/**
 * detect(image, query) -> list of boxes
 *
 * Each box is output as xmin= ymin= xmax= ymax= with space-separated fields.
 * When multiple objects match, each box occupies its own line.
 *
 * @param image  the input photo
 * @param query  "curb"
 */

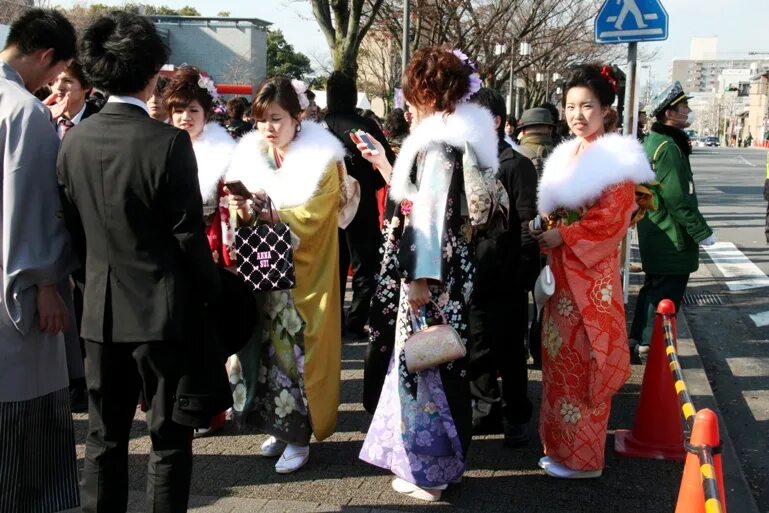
xmin=676 ymin=308 xmax=761 ymax=513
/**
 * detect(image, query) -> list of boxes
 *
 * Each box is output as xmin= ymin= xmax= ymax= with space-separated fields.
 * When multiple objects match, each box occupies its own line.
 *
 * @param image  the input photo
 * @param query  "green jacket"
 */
xmin=637 ymin=126 xmax=713 ymax=275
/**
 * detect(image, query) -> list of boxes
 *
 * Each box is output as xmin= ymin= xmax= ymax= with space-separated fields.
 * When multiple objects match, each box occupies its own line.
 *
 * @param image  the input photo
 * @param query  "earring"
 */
xmin=296 ymin=122 xmax=302 ymax=133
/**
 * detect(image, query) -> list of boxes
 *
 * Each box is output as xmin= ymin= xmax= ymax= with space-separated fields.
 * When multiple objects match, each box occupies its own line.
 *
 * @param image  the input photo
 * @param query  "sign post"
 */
xmin=595 ymin=0 xmax=668 ymax=302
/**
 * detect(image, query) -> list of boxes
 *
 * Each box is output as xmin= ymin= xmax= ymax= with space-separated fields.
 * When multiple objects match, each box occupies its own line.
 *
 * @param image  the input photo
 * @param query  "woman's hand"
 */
xmin=408 ymin=278 xmax=431 ymax=312
xmin=37 ymin=285 xmax=69 ymax=335
xmin=226 ymin=193 xmax=252 ymax=223
xmin=351 ymin=132 xmax=392 ymax=183
xmin=535 ymin=228 xmax=564 ymax=250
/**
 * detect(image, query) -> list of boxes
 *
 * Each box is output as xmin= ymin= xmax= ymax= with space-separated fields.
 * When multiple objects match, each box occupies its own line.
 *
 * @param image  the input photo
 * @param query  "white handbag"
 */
xmin=534 ymin=264 xmax=555 ymax=314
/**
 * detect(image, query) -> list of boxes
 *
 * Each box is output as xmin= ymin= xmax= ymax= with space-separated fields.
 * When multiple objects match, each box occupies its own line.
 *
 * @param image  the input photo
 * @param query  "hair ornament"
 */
xmin=600 ymin=65 xmax=618 ymax=93
xmin=196 ymin=75 xmax=221 ymax=103
xmin=451 ymin=48 xmax=482 ymax=102
xmin=291 ymin=79 xmax=310 ymax=110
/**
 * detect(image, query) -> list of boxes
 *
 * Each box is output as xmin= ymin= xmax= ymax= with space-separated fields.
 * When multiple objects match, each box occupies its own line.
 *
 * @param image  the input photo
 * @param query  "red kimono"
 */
xmin=536 ymin=134 xmax=655 ymax=471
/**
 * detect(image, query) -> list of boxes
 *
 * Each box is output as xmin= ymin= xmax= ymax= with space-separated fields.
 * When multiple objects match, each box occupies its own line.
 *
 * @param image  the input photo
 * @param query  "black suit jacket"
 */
xmin=58 ymin=101 xmax=221 ymax=343
xmin=323 ymin=112 xmax=395 ymax=236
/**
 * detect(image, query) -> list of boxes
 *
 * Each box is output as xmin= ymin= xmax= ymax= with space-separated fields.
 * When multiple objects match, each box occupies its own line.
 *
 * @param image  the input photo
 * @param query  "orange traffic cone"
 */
xmin=615 ymin=299 xmax=686 ymax=461
xmin=675 ymin=408 xmax=727 ymax=513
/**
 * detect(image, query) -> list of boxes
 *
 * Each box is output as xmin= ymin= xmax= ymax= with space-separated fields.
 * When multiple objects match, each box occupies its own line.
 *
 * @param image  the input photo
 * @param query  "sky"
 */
xmin=54 ymin=0 xmax=769 ymax=91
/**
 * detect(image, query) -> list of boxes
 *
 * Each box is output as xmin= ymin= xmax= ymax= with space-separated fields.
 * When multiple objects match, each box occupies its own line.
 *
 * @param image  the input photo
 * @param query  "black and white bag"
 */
xmin=234 ymin=200 xmax=295 ymax=292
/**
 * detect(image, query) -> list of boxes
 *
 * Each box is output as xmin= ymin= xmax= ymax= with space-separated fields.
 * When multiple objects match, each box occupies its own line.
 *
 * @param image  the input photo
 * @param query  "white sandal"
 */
xmin=543 ymin=460 xmax=602 ymax=479
xmin=275 ymin=444 xmax=309 ymax=474
xmin=391 ymin=477 xmax=447 ymax=502
xmin=260 ymin=436 xmax=287 ymax=458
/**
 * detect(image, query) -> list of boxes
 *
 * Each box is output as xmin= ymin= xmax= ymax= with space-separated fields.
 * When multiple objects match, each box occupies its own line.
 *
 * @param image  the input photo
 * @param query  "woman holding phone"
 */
xmin=225 ymin=77 xmax=350 ymax=473
xmin=352 ymin=46 xmax=499 ymax=501
xmin=164 ymin=66 xmax=236 ymax=436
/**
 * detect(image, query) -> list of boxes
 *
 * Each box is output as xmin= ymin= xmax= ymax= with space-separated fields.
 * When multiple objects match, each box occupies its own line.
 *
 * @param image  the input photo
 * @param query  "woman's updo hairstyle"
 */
xmin=251 ymin=77 xmax=303 ymax=123
xmin=163 ymin=66 xmax=214 ymax=119
xmin=403 ymin=46 xmax=472 ymax=115
xmin=563 ymin=63 xmax=619 ymax=132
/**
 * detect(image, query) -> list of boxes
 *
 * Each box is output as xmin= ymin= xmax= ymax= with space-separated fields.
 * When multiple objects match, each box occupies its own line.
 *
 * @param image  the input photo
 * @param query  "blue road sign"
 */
xmin=595 ymin=0 xmax=668 ymax=44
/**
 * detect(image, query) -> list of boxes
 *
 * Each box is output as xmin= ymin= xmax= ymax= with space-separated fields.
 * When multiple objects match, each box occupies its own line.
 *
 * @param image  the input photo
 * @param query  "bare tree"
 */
xmin=357 ymin=29 xmax=399 ymax=111
xmin=310 ymin=0 xmax=387 ymax=78
xmin=0 ymin=0 xmax=49 ymax=24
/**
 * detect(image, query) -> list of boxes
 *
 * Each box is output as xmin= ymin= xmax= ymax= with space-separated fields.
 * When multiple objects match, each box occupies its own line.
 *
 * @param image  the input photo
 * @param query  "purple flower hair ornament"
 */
xmin=451 ymin=48 xmax=482 ymax=102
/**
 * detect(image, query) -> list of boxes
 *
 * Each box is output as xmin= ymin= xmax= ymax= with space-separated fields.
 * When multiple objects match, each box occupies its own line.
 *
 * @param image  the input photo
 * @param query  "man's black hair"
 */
xmin=79 ymin=11 xmax=169 ymax=95
xmin=470 ymin=87 xmax=506 ymax=139
xmin=4 ymin=8 xmax=77 ymax=63
xmin=506 ymin=114 xmax=517 ymax=128
xmin=326 ymin=71 xmax=357 ymax=114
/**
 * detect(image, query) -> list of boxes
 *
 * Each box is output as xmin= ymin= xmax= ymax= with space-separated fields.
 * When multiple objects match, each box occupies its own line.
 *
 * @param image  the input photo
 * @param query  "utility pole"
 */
xmin=401 ymin=0 xmax=410 ymax=81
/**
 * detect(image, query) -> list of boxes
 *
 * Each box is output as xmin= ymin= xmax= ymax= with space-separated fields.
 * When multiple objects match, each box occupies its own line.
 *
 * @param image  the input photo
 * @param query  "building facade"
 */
xmin=150 ymin=15 xmax=270 ymax=88
xmin=671 ymin=58 xmax=769 ymax=93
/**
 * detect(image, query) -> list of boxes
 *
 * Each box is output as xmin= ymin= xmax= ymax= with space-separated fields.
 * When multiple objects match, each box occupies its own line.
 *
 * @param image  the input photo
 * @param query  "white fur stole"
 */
xmin=389 ymin=103 xmax=499 ymax=202
xmin=193 ymin=122 xmax=236 ymax=202
xmin=537 ymin=133 xmax=654 ymax=215
xmin=225 ymin=120 xmax=345 ymax=209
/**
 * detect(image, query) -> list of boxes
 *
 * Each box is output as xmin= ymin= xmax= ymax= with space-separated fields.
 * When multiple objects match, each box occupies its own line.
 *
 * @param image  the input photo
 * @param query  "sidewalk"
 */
xmin=71 ymin=275 xmax=750 ymax=513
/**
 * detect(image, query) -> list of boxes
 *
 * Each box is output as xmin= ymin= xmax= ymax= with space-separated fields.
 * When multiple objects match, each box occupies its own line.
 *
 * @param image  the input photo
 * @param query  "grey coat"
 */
xmin=0 ymin=60 xmax=78 ymax=402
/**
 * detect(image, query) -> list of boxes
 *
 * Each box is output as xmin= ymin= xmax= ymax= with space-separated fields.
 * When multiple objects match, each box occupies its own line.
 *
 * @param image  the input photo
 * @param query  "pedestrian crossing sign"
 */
xmin=595 ymin=0 xmax=669 ymax=44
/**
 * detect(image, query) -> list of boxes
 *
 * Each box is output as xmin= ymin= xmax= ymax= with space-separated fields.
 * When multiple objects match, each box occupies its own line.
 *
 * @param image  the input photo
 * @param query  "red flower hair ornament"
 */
xmin=600 ymin=65 xmax=618 ymax=93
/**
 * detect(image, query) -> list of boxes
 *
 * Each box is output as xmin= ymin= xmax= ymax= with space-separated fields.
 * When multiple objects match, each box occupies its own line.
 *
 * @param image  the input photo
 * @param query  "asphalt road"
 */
xmin=682 ymin=146 xmax=769 ymax=512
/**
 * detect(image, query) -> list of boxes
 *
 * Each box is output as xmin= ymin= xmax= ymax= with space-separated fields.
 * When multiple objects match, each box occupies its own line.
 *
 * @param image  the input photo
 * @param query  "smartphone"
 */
xmin=223 ymin=180 xmax=252 ymax=199
xmin=350 ymin=129 xmax=380 ymax=156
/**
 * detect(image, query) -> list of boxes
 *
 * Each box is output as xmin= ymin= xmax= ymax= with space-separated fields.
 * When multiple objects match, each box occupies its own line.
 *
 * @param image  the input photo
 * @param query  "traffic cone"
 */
xmin=675 ymin=408 xmax=727 ymax=513
xmin=615 ymin=299 xmax=686 ymax=461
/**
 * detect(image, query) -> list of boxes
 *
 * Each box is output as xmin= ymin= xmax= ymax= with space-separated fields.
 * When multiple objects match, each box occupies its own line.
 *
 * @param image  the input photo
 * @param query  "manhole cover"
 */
xmin=682 ymin=292 xmax=724 ymax=306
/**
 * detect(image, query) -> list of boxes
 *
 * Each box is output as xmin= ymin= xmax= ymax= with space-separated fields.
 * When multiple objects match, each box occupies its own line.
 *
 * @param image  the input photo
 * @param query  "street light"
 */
xmin=516 ymin=42 xmax=532 ymax=117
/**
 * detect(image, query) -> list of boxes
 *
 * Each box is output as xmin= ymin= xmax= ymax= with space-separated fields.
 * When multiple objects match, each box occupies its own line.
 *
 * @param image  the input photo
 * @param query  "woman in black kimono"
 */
xmin=353 ymin=47 xmax=501 ymax=502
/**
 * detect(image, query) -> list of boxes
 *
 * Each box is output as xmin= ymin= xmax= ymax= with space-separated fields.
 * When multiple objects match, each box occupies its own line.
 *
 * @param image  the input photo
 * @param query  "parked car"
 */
xmin=704 ymin=136 xmax=720 ymax=147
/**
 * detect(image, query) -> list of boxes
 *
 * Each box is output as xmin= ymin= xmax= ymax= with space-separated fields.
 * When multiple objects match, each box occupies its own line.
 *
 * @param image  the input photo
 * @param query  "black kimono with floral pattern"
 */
xmin=360 ymin=142 xmax=474 ymax=486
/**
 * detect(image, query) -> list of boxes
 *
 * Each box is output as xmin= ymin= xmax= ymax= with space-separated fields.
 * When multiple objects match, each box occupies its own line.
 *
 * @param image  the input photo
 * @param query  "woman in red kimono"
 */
xmin=532 ymin=64 xmax=654 ymax=478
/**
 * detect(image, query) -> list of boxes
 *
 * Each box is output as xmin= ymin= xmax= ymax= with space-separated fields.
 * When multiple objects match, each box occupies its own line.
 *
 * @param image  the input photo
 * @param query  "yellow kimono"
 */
xmin=226 ymin=121 xmax=346 ymax=441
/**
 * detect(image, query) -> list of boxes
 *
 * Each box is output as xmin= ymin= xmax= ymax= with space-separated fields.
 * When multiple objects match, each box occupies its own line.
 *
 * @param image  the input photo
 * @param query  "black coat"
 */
xmin=323 ymin=112 xmax=395 ymax=236
xmin=58 ymin=102 xmax=221 ymax=344
xmin=474 ymin=139 xmax=539 ymax=298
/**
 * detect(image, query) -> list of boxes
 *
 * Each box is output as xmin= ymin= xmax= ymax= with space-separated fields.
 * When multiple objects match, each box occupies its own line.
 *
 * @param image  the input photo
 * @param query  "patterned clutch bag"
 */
xmin=404 ymin=302 xmax=465 ymax=373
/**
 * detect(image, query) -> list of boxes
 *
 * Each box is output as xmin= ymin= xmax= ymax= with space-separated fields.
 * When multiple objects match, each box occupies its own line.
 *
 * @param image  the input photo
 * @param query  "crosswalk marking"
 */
xmin=702 ymin=242 xmax=769 ymax=291
xmin=749 ymin=311 xmax=769 ymax=328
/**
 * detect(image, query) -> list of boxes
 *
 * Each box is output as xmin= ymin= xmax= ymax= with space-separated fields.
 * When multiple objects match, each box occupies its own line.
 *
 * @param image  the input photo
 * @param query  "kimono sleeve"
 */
xmin=3 ymin=105 xmax=77 ymax=334
xmin=655 ymin=145 xmax=713 ymax=243
xmin=558 ymin=182 xmax=635 ymax=269
xmin=405 ymin=146 xmax=454 ymax=283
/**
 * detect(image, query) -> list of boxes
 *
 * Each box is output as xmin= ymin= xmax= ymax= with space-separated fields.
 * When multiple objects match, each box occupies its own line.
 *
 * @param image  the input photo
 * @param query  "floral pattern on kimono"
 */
xmin=203 ymin=180 xmax=235 ymax=267
xmin=360 ymin=143 xmax=474 ymax=488
xmin=539 ymin=182 xmax=635 ymax=471
xmin=229 ymin=290 xmax=312 ymax=444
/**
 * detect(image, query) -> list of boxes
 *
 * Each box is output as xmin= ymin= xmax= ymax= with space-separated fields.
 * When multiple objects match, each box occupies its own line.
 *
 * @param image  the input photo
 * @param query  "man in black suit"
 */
xmin=57 ymin=12 xmax=220 ymax=513
xmin=323 ymin=71 xmax=395 ymax=338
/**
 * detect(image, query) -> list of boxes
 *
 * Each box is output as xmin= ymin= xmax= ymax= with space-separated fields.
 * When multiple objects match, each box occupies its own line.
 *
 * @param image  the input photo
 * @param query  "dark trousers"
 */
xmin=82 ymin=340 xmax=193 ymax=513
xmin=338 ymin=226 xmax=381 ymax=332
xmin=765 ymin=201 xmax=769 ymax=243
xmin=629 ymin=273 xmax=690 ymax=346
xmin=467 ymin=288 xmax=533 ymax=426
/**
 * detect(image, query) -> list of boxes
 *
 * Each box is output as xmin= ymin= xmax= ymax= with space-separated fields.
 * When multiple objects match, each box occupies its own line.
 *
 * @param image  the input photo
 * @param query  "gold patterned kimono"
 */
xmin=225 ymin=121 xmax=346 ymax=441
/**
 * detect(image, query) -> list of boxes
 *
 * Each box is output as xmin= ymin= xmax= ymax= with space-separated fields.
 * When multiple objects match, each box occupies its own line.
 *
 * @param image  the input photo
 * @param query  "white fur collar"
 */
xmin=537 ymin=133 xmax=654 ymax=215
xmin=193 ymin=122 xmax=236 ymax=201
xmin=225 ymin=120 xmax=345 ymax=208
xmin=389 ymin=103 xmax=499 ymax=202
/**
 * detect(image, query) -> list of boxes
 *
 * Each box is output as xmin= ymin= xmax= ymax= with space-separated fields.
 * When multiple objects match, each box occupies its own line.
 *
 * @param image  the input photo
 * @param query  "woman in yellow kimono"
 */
xmin=225 ymin=77 xmax=347 ymax=474
xmin=532 ymin=64 xmax=654 ymax=479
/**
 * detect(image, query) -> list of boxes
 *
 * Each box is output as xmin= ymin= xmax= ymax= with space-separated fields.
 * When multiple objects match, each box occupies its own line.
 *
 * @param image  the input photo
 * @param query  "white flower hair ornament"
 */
xmin=197 ymin=75 xmax=221 ymax=103
xmin=291 ymin=79 xmax=310 ymax=110
xmin=451 ymin=48 xmax=482 ymax=102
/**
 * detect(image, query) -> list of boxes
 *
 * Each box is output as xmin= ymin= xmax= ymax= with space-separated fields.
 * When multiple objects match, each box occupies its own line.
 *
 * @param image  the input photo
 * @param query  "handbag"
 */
xmin=234 ymin=198 xmax=296 ymax=292
xmin=534 ymin=263 xmax=555 ymax=315
xmin=404 ymin=301 xmax=466 ymax=373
